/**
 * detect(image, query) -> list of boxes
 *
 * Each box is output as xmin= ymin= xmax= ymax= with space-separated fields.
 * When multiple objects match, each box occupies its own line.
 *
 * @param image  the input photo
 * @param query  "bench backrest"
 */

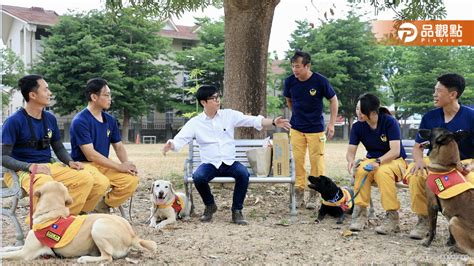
xmin=401 ymin=139 xmax=429 ymax=164
xmin=188 ymin=139 xmax=293 ymax=177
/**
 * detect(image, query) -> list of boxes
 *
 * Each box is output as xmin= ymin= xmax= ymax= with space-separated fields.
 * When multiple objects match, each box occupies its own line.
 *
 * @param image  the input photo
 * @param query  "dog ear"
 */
xmin=454 ymin=130 xmax=470 ymax=142
xmin=150 ymin=182 xmax=155 ymax=194
xmin=170 ymin=182 xmax=176 ymax=195
xmin=418 ymin=129 xmax=431 ymax=140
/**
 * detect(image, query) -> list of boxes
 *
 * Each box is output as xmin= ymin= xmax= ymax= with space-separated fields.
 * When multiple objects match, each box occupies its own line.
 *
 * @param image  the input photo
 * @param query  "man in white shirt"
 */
xmin=163 ymin=85 xmax=291 ymax=225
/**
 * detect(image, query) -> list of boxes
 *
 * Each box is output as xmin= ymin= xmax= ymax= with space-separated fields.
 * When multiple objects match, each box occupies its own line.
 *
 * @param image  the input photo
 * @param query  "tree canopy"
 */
xmin=287 ymin=13 xmax=383 ymax=128
xmin=36 ymin=9 xmax=175 ymax=140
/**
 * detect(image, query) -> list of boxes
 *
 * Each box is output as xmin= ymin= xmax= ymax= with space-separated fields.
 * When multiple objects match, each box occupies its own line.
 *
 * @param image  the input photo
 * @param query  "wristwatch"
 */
xmin=375 ymin=158 xmax=381 ymax=164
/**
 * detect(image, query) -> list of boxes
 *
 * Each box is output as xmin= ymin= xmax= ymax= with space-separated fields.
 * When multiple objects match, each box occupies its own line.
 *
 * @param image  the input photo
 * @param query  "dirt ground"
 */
xmin=1 ymin=143 xmax=472 ymax=265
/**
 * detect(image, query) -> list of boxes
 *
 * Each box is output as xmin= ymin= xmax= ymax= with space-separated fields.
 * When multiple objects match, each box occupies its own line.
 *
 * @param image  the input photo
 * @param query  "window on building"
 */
xmin=182 ymin=41 xmax=194 ymax=50
xmin=35 ymin=28 xmax=51 ymax=40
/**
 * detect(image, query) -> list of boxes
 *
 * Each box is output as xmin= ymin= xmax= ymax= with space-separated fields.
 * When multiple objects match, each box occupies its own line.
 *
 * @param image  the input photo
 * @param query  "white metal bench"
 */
xmin=183 ymin=139 xmax=297 ymax=221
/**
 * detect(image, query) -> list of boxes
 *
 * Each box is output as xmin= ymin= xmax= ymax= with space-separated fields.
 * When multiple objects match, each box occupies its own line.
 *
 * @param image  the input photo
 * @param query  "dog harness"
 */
xmin=157 ymin=195 xmax=185 ymax=214
xmin=321 ymin=187 xmax=353 ymax=212
xmin=33 ymin=215 xmax=87 ymax=248
xmin=426 ymin=169 xmax=474 ymax=199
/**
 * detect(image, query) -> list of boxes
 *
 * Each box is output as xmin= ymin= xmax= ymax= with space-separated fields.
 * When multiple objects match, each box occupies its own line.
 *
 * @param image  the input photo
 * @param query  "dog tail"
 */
xmin=132 ymin=237 xmax=157 ymax=252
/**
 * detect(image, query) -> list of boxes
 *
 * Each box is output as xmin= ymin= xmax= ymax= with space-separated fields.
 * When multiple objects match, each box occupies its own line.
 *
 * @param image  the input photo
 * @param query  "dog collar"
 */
xmin=427 ymin=169 xmax=474 ymax=199
xmin=157 ymin=195 xmax=185 ymax=214
xmin=321 ymin=188 xmax=353 ymax=211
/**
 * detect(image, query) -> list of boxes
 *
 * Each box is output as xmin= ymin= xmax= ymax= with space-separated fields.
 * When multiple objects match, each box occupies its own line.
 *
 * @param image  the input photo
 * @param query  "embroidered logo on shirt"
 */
xmin=47 ymin=129 xmax=53 ymax=138
xmin=309 ymin=88 xmax=317 ymax=96
xmin=380 ymin=134 xmax=387 ymax=142
xmin=107 ymin=129 xmax=111 ymax=137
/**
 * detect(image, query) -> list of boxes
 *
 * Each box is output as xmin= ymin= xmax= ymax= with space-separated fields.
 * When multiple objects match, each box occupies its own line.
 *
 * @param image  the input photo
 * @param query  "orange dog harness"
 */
xmin=426 ymin=169 xmax=474 ymax=199
xmin=33 ymin=215 xmax=87 ymax=248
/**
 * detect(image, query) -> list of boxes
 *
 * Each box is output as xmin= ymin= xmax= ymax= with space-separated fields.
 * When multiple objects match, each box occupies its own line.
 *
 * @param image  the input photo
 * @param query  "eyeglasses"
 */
xmin=98 ymin=93 xmax=112 ymax=98
xmin=207 ymin=95 xmax=220 ymax=102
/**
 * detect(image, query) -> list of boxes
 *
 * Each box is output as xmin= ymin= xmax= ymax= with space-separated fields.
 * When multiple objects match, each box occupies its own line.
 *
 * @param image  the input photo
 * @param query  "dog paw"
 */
xmin=77 ymin=256 xmax=90 ymax=263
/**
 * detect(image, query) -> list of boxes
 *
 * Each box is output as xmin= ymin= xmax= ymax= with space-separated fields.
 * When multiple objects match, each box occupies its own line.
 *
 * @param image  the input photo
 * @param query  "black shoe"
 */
xmin=200 ymin=203 xmax=217 ymax=222
xmin=232 ymin=210 xmax=248 ymax=225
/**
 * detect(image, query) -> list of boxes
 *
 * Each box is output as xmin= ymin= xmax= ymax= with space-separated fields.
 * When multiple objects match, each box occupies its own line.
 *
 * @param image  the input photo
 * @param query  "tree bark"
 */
xmin=224 ymin=0 xmax=280 ymax=139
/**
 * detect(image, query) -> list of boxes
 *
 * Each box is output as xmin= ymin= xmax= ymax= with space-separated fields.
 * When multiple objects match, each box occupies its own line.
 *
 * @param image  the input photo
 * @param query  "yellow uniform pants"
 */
xmin=4 ymin=162 xmax=105 ymax=215
xmin=83 ymin=162 xmax=139 ymax=208
xmin=353 ymin=158 xmax=406 ymax=211
xmin=290 ymin=129 xmax=325 ymax=190
xmin=405 ymin=158 xmax=474 ymax=216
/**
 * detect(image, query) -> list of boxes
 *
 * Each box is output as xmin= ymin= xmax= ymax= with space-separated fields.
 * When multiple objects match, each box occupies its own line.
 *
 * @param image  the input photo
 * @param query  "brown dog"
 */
xmin=419 ymin=128 xmax=474 ymax=256
xmin=0 ymin=181 xmax=157 ymax=263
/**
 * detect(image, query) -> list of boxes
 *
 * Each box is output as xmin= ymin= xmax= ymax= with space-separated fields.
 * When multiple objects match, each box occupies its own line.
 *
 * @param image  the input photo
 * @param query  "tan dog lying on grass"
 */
xmin=149 ymin=180 xmax=190 ymax=230
xmin=419 ymin=128 xmax=474 ymax=256
xmin=0 ymin=181 xmax=156 ymax=263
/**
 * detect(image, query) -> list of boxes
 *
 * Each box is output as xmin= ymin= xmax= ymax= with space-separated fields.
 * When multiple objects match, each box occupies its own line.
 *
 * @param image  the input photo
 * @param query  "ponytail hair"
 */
xmin=379 ymin=106 xmax=392 ymax=116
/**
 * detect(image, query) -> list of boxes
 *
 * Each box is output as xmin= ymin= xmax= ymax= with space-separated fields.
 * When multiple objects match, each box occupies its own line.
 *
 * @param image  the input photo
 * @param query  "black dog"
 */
xmin=308 ymin=175 xmax=354 ymax=224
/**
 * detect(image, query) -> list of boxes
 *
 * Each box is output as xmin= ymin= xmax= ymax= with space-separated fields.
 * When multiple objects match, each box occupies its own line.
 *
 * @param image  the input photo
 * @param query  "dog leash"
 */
xmin=29 ymin=164 xmax=38 ymax=229
xmin=346 ymin=164 xmax=374 ymax=207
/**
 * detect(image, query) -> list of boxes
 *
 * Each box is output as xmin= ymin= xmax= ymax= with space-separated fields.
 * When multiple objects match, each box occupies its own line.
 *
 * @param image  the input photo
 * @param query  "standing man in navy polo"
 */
xmin=283 ymin=50 xmax=339 ymax=209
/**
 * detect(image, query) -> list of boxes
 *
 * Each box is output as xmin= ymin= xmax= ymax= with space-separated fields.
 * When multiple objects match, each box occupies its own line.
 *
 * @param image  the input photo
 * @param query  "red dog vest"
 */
xmin=426 ymin=169 xmax=474 ymax=199
xmin=33 ymin=215 xmax=87 ymax=248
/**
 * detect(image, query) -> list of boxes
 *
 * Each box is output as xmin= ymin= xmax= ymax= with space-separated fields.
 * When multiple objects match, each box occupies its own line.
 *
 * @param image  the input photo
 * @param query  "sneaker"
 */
xmin=200 ymin=203 xmax=217 ymax=222
xmin=94 ymin=198 xmax=110 ymax=213
xmin=375 ymin=210 xmax=401 ymax=235
xmin=409 ymin=215 xmax=429 ymax=239
xmin=231 ymin=210 xmax=248 ymax=225
xmin=305 ymin=190 xmax=319 ymax=210
xmin=349 ymin=205 xmax=367 ymax=232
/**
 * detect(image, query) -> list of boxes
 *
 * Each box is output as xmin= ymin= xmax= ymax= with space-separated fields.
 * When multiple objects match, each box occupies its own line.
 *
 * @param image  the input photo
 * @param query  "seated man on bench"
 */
xmin=1 ymin=75 xmax=107 ymax=219
xmin=163 ymin=85 xmax=291 ymax=225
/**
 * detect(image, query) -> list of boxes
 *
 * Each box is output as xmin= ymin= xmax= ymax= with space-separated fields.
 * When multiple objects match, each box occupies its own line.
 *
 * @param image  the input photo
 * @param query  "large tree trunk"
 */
xmin=121 ymin=108 xmax=130 ymax=143
xmin=224 ymin=0 xmax=280 ymax=139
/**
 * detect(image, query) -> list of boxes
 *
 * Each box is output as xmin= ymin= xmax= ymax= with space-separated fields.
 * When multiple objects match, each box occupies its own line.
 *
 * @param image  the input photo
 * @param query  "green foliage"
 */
xmin=181 ymin=69 xmax=204 ymax=118
xmin=36 ymin=9 xmax=175 ymax=121
xmin=106 ymin=0 xmax=223 ymax=20
xmin=1 ymin=48 xmax=25 ymax=88
xmin=175 ymin=17 xmax=225 ymax=89
xmin=347 ymin=0 xmax=446 ymax=20
xmin=266 ymin=57 xmax=285 ymax=117
xmin=287 ymin=13 xmax=383 ymax=121
xmin=381 ymin=46 xmax=474 ymax=118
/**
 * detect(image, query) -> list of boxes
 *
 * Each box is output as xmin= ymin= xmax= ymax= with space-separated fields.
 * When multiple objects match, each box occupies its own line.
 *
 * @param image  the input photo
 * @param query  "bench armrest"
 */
xmin=1 ymin=168 xmax=22 ymax=198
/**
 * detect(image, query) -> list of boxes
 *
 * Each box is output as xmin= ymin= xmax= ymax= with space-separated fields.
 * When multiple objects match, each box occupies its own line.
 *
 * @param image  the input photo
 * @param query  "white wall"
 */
xmin=6 ymin=19 xmax=37 ymax=68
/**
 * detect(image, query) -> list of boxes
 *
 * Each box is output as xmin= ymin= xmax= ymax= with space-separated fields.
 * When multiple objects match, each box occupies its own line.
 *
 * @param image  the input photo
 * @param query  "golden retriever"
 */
xmin=149 ymin=180 xmax=190 ymax=230
xmin=0 ymin=181 xmax=156 ymax=263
